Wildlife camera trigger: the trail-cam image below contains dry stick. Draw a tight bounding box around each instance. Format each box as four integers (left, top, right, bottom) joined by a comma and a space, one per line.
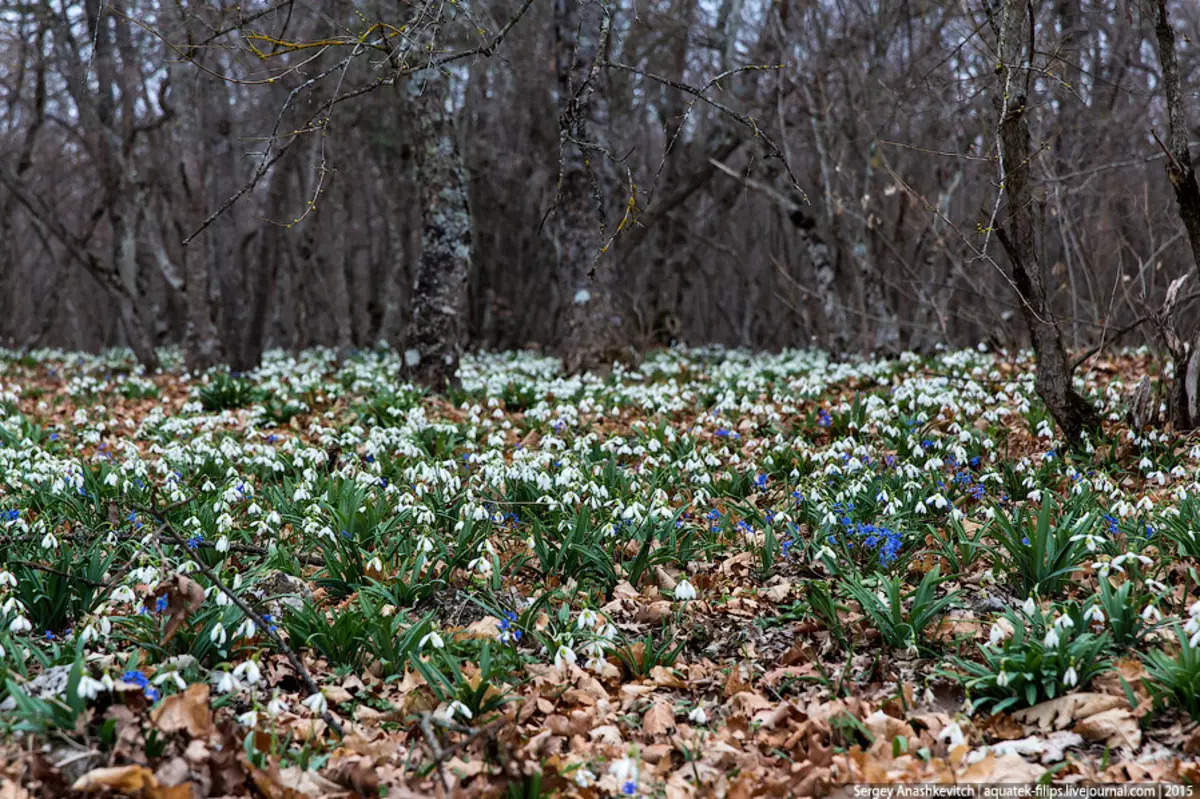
144, 503, 345, 737
417, 711, 510, 789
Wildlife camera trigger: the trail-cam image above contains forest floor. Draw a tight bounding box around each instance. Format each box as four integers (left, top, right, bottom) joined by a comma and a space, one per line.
0, 345, 1196, 798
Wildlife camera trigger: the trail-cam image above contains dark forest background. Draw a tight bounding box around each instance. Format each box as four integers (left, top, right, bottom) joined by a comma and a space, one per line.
2, 0, 1200, 381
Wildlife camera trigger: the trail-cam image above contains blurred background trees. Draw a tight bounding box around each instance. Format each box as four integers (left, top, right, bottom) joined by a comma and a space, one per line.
1, 0, 1200, 394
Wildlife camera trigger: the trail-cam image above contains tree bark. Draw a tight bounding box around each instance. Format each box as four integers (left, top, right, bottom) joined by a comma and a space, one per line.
1150, 0, 1200, 431
553, 0, 618, 374
993, 0, 1099, 443
401, 73, 472, 390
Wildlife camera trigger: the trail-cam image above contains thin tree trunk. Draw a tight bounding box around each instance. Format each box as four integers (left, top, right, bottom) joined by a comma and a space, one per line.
402, 73, 472, 390
554, 0, 618, 374
993, 0, 1098, 443
1150, 0, 1200, 431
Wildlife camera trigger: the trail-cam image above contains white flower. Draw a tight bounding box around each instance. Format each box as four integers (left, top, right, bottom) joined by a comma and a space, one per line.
0, 571, 17, 587
1063, 666, 1078, 688
573, 767, 597, 788
938, 722, 966, 748
554, 643, 577, 670
577, 609, 599, 629
234, 660, 262, 686
212, 671, 240, 694
420, 630, 444, 650
1022, 597, 1036, 616
111, 585, 137, 604
1084, 605, 1105, 624
1043, 628, 1060, 648
688, 706, 708, 725
238, 710, 259, 727
1141, 604, 1162, 623
9, 615, 31, 634
266, 695, 290, 716
153, 671, 187, 690
608, 756, 639, 784
210, 622, 227, 646
1054, 615, 1074, 629
443, 700, 473, 721
674, 579, 697, 601
77, 675, 108, 700
302, 691, 328, 715
235, 618, 257, 639
41, 531, 58, 549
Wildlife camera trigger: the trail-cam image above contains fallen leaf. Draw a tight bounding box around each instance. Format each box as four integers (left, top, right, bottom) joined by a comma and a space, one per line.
1013, 693, 1125, 732
1075, 707, 1142, 751
151, 683, 213, 738
642, 701, 675, 736
161, 574, 206, 646
71, 765, 192, 799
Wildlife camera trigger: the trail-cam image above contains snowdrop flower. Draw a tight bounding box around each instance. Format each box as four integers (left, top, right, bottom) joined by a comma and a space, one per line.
9, 615, 31, 634
210, 622, 227, 646
674, 579, 697, 601
420, 630, 444, 650
238, 710, 259, 727
41, 531, 58, 549
573, 767, 597, 788
235, 618, 257, 639
554, 642, 578, 670
366, 555, 384, 572
302, 691, 328, 715
153, 671, 187, 691
266, 695, 290, 716
608, 756, 639, 785
443, 700, 473, 721
111, 585, 137, 604
1141, 604, 1162, 623
1043, 628, 1060, 648
77, 675, 108, 700
0, 571, 14, 588
577, 608, 599, 629
996, 670, 1010, 688
688, 706, 708, 725
938, 722, 966, 748
1054, 615, 1074, 630
1063, 666, 1078, 688
212, 671, 239, 694
1083, 605, 1105, 624
1022, 597, 1037, 616
234, 660, 262, 686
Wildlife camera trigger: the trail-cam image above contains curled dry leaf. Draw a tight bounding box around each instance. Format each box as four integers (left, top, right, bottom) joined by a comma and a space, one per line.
71, 765, 192, 799
150, 683, 213, 738
642, 700, 675, 736
161, 573, 206, 646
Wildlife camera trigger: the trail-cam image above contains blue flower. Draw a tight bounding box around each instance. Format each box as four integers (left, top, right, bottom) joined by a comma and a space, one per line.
155, 595, 168, 613
186, 535, 203, 551
622, 780, 638, 796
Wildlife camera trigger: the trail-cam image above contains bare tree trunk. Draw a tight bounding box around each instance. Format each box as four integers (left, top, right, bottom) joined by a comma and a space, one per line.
401, 73, 472, 390
172, 10, 223, 372
553, 0, 618, 374
993, 0, 1098, 442
1149, 0, 1200, 431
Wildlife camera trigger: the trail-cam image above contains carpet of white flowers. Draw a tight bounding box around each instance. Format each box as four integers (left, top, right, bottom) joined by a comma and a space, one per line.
1, 345, 1199, 797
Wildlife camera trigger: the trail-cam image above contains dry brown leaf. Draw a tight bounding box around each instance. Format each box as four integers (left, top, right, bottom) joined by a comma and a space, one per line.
642, 700, 675, 737
70, 765, 192, 799
326, 759, 380, 797
1075, 707, 1142, 751
161, 574, 206, 646
1012, 693, 1126, 732
150, 683, 213, 738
